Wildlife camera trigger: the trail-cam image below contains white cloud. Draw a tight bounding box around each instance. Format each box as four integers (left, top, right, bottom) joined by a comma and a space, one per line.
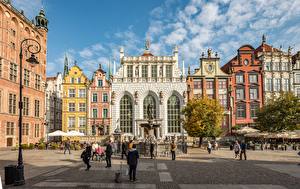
146, 0, 300, 67
12, 0, 43, 20
79, 48, 93, 58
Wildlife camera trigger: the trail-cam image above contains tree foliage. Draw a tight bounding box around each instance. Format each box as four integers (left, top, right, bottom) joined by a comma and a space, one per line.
182, 97, 224, 138
256, 92, 300, 132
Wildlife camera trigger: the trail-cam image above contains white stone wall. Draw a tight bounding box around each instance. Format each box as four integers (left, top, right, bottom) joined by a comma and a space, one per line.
111, 81, 186, 138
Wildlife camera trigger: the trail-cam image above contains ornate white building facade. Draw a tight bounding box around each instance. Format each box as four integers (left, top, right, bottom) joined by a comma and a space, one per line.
45, 72, 63, 135
292, 51, 300, 98
111, 42, 187, 139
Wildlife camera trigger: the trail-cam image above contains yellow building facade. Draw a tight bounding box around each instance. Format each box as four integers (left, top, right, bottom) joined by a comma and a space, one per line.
62, 63, 89, 138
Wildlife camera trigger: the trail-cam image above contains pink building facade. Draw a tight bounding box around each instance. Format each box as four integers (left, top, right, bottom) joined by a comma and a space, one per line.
87, 64, 111, 136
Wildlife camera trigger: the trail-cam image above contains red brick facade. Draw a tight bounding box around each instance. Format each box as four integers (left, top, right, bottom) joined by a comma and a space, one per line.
221, 45, 263, 129
0, 2, 48, 147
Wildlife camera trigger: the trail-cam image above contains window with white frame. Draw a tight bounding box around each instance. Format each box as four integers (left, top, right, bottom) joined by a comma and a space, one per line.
9, 63, 17, 82
219, 94, 227, 107
274, 78, 281, 91
250, 103, 259, 118
79, 117, 86, 128
265, 78, 272, 91
295, 74, 300, 84
194, 80, 202, 89
103, 93, 108, 102
22, 123, 29, 135
249, 74, 258, 83
236, 74, 244, 83
79, 103, 86, 112
236, 103, 246, 118
34, 124, 40, 137
6, 122, 14, 135
218, 80, 227, 89
35, 74, 41, 90
151, 65, 157, 78
98, 79, 103, 87
282, 79, 289, 91
166, 65, 172, 79
68, 117, 75, 128
297, 88, 300, 98
250, 88, 258, 100
9, 93, 17, 114
69, 89, 75, 97
264, 62, 271, 71
142, 65, 148, 78
69, 103, 75, 112
281, 62, 287, 71
0, 58, 2, 77
273, 62, 279, 71
103, 108, 108, 118
23, 97, 29, 116
236, 88, 245, 100
93, 108, 98, 118
92, 93, 97, 102
24, 69, 30, 87
127, 65, 133, 78
79, 89, 86, 98
35, 100, 40, 117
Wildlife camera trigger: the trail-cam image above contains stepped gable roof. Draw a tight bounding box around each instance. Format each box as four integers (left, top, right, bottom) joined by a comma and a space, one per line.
255, 43, 281, 53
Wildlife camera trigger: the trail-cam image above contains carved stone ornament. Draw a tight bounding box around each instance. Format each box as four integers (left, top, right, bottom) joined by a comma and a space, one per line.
111, 91, 115, 105
134, 91, 138, 105
159, 91, 163, 104
183, 91, 186, 98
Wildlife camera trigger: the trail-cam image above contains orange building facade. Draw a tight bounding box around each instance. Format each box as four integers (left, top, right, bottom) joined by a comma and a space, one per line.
187, 49, 231, 134
221, 45, 263, 128
0, 1, 48, 147
88, 64, 111, 137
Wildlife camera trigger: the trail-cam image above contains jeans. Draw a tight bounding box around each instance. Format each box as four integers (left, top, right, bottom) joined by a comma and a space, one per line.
106, 155, 111, 167
129, 165, 137, 181
240, 150, 247, 160
171, 151, 176, 160
64, 147, 71, 154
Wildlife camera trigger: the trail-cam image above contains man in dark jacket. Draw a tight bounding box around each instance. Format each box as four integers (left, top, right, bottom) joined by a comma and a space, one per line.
240, 141, 247, 160
127, 144, 139, 182
105, 140, 113, 168
81, 144, 92, 171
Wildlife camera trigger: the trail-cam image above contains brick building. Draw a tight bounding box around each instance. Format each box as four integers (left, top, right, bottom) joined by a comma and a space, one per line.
292, 51, 300, 97
187, 49, 231, 133
221, 45, 263, 128
87, 64, 111, 137
0, 1, 48, 147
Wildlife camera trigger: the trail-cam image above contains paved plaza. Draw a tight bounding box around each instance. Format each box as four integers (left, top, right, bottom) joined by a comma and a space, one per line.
0, 148, 300, 189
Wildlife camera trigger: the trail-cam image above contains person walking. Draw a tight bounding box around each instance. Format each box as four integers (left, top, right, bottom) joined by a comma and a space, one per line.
121, 140, 127, 159
127, 144, 139, 182
105, 140, 113, 168
81, 144, 92, 171
234, 140, 241, 159
170, 141, 176, 160
207, 141, 212, 154
150, 142, 155, 159
240, 141, 247, 160
128, 140, 133, 150
64, 139, 71, 154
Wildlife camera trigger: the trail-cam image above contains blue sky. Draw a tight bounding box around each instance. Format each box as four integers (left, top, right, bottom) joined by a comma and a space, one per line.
12, 0, 300, 77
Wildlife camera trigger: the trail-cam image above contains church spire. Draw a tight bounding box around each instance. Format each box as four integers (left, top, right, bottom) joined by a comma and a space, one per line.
63, 54, 69, 77
262, 34, 266, 45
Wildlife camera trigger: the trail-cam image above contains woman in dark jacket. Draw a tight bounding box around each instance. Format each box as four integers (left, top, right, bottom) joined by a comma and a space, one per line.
81, 144, 92, 171
127, 144, 139, 182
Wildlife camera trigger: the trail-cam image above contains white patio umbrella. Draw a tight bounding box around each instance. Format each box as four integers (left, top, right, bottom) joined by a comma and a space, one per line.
48, 130, 67, 137
65, 130, 85, 137
236, 127, 259, 135
244, 132, 268, 138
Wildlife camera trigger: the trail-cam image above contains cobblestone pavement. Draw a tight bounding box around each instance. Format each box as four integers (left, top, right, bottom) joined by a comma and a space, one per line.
1, 148, 300, 189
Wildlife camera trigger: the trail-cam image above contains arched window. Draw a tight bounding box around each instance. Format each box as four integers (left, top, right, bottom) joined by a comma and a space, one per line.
167, 95, 181, 133
120, 95, 133, 133
143, 95, 156, 119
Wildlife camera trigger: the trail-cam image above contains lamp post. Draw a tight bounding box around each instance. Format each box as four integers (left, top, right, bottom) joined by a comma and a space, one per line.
15, 38, 41, 186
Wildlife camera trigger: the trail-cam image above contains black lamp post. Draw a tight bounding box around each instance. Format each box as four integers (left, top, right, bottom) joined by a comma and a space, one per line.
14, 38, 41, 186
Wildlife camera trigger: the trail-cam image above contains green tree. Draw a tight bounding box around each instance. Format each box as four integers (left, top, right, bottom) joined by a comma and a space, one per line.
256, 92, 300, 132
182, 97, 224, 147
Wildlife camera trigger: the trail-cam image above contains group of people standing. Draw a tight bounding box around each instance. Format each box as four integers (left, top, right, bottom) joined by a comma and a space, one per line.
233, 140, 247, 160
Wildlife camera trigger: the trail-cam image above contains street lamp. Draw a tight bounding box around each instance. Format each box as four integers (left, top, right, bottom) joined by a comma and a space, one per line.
15, 38, 41, 186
